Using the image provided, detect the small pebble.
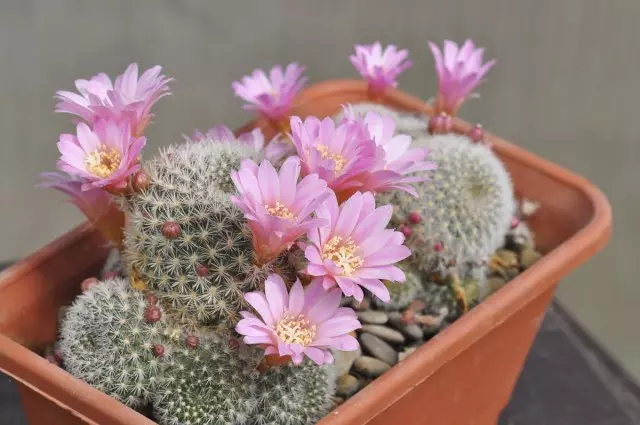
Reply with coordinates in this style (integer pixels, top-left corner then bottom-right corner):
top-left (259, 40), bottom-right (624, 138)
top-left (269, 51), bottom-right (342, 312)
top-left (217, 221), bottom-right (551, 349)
top-left (386, 313), bottom-right (422, 341)
top-left (332, 347), bottom-right (362, 377)
top-left (496, 249), bottom-right (518, 267)
top-left (505, 267), bottom-right (520, 280)
top-left (356, 310), bottom-right (388, 325)
top-left (399, 346), bottom-right (418, 362)
top-left (360, 325), bottom-right (405, 344)
top-left (359, 333), bottom-right (397, 365)
top-left (487, 276), bottom-right (508, 294)
top-left (353, 356), bottom-right (391, 378)
top-left (402, 324), bottom-right (423, 341)
top-left (521, 247), bottom-right (542, 269)
top-left (336, 374), bottom-right (360, 398)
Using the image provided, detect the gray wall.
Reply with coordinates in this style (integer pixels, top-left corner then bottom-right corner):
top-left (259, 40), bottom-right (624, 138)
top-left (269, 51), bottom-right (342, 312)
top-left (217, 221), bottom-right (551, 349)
top-left (1, 1), bottom-right (638, 377)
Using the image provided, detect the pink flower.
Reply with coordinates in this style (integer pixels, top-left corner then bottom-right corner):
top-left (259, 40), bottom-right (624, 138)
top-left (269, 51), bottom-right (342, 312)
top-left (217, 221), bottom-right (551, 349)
top-left (231, 156), bottom-right (331, 264)
top-left (232, 63), bottom-right (307, 120)
top-left (236, 274), bottom-right (361, 365)
top-left (55, 63), bottom-right (172, 136)
top-left (289, 115), bottom-right (377, 201)
top-left (350, 42), bottom-right (412, 92)
top-left (186, 125), bottom-right (265, 150)
top-left (340, 107), bottom-right (436, 197)
top-left (57, 120), bottom-right (145, 191)
top-left (38, 172), bottom-right (124, 244)
top-left (428, 39), bottom-right (496, 115)
top-left (305, 191), bottom-right (411, 303)
top-left (38, 172), bottom-right (113, 219)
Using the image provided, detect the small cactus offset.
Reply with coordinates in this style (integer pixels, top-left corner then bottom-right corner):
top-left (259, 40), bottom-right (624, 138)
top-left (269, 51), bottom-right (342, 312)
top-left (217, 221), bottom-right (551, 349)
top-left (153, 336), bottom-right (258, 425)
top-left (382, 133), bottom-right (515, 275)
top-left (59, 278), bottom-right (169, 408)
top-left (250, 361), bottom-right (336, 425)
top-left (123, 141), bottom-right (268, 329)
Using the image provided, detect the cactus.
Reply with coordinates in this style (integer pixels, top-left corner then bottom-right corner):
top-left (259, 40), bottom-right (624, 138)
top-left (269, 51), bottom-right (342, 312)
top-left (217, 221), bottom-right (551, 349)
top-left (250, 361), bottom-right (336, 425)
top-left (153, 336), bottom-right (258, 425)
top-left (59, 278), bottom-right (170, 408)
top-left (123, 140), bottom-right (271, 329)
top-left (381, 133), bottom-right (515, 275)
top-left (161, 138), bottom-right (262, 194)
top-left (372, 262), bottom-right (422, 311)
top-left (334, 102), bottom-right (429, 138)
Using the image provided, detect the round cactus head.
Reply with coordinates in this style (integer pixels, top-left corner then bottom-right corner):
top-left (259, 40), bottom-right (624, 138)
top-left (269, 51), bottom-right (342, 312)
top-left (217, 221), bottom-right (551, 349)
top-left (123, 140), bottom-right (271, 329)
top-left (250, 361), bottom-right (336, 425)
top-left (59, 278), bottom-right (168, 408)
top-left (153, 336), bottom-right (259, 425)
top-left (383, 133), bottom-right (515, 274)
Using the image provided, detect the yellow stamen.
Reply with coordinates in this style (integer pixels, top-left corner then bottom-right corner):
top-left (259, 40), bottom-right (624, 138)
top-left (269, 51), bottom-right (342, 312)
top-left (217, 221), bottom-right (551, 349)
top-left (265, 202), bottom-right (295, 221)
top-left (321, 236), bottom-right (364, 276)
top-left (85, 145), bottom-right (122, 178)
top-left (276, 314), bottom-right (316, 346)
top-left (314, 144), bottom-right (346, 172)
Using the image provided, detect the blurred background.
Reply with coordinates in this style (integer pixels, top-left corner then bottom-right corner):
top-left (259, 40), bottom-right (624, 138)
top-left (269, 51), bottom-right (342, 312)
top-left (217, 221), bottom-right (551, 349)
top-left (0, 0), bottom-right (637, 381)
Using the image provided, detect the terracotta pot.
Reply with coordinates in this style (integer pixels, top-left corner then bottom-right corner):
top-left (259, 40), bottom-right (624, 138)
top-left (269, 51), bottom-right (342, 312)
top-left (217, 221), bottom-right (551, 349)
top-left (0, 80), bottom-right (612, 425)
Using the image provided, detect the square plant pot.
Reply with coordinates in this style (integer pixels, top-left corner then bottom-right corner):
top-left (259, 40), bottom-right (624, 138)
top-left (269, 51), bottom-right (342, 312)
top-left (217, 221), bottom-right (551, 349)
top-left (0, 80), bottom-right (612, 425)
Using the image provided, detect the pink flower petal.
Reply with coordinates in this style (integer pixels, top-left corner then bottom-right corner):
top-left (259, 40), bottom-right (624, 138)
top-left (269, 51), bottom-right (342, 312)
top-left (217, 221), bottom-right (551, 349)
top-left (244, 292), bottom-right (275, 327)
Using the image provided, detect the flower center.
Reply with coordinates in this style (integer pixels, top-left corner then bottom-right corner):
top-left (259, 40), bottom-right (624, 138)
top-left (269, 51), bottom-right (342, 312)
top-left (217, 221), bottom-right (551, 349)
top-left (275, 314), bottom-right (316, 346)
top-left (84, 145), bottom-right (122, 178)
top-left (314, 144), bottom-right (346, 172)
top-left (265, 202), bottom-right (295, 221)
top-left (321, 236), bottom-right (364, 276)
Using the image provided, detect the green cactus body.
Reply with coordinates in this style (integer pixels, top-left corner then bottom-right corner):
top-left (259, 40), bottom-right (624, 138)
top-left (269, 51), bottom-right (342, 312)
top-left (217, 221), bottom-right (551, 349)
top-left (123, 140), bottom-right (267, 329)
top-left (383, 134), bottom-right (515, 274)
top-left (372, 263), bottom-right (422, 311)
top-left (250, 361), bottom-right (336, 425)
top-left (59, 278), bottom-right (168, 408)
top-left (153, 337), bottom-right (258, 425)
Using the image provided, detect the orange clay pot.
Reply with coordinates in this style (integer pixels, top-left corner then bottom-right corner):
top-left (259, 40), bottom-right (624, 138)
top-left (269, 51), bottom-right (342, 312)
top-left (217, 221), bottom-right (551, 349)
top-left (0, 80), bottom-right (612, 425)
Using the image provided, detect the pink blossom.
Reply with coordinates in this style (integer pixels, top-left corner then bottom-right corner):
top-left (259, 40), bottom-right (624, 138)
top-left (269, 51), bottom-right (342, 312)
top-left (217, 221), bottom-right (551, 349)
top-left (289, 115), bottom-right (377, 201)
top-left (55, 63), bottom-right (172, 136)
top-left (38, 172), bottom-right (114, 220)
top-left (232, 63), bottom-right (307, 120)
top-left (186, 125), bottom-right (265, 149)
top-left (38, 172), bottom-right (124, 244)
top-left (340, 107), bottom-right (436, 197)
top-left (350, 42), bottom-right (412, 92)
top-left (56, 120), bottom-right (145, 191)
top-left (428, 39), bottom-right (496, 115)
top-left (236, 274), bottom-right (361, 365)
top-left (305, 191), bottom-right (411, 302)
top-left (231, 156), bottom-right (331, 264)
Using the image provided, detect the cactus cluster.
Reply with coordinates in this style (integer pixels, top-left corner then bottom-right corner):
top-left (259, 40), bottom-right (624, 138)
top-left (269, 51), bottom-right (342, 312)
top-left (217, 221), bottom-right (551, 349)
top-left (381, 133), bottom-right (515, 275)
top-left (59, 278), bottom-right (170, 408)
top-left (123, 141), bottom-right (266, 329)
top-left (51, 43), bottom-right (523, 424)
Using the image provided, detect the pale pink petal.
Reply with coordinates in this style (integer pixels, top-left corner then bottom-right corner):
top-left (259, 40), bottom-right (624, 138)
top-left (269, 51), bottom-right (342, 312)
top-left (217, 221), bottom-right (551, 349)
top-left (244, 292), bottom-right (275, 327)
